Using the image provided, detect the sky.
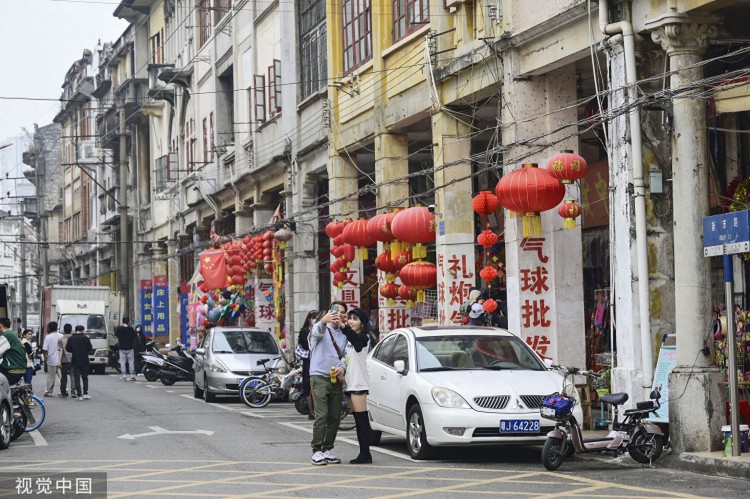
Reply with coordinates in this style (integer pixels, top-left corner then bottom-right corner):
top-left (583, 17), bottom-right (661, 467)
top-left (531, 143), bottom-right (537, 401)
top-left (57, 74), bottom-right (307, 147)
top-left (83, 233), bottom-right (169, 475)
top-left (0, 0), bottom-right (128, 141)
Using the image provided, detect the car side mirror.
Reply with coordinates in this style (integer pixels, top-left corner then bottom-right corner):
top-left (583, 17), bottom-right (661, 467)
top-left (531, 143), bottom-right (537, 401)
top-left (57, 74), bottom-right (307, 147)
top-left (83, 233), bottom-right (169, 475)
top-left (394, 359), bottom-right (406, 374)
top-left (195, 348), bottom-right (205, 356)
top-left (543, 358), bottom-right (553, 369)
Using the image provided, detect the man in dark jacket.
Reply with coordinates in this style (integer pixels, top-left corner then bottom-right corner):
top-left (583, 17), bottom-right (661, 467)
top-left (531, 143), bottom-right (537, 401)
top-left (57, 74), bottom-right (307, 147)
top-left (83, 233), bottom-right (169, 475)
top-left (66, 325), bottom-right (92, 400)
top-left (115, 317), bottom-right (137, 381)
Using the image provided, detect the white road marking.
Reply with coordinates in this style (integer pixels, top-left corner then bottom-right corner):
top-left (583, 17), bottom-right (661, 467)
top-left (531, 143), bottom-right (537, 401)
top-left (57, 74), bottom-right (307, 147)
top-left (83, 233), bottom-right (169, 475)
top-left (117, 426), bottom-right (214, 440)
top-left (28, 430), bottom-right (48, 446)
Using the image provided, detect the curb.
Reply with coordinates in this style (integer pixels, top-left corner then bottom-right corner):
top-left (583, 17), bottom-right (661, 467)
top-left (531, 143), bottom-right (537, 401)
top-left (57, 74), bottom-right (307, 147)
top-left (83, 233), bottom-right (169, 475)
top-left (663, 452), bottom-right (750, 480)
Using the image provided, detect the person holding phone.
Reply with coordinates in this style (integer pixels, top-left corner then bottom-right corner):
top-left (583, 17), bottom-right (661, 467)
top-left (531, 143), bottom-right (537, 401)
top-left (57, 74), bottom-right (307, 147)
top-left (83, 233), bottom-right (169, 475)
top-left (308, 300), bottom-right (348, 466)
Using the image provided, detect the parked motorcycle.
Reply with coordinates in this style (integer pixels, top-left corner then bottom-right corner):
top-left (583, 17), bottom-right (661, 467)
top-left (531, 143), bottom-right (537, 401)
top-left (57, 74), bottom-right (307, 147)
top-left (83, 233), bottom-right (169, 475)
top-left (141, 341), bottom-right (166, 382)
top-left (158, 342), bottom-right (194, 386)
top-left (541, 366), bottom-right (665, 470)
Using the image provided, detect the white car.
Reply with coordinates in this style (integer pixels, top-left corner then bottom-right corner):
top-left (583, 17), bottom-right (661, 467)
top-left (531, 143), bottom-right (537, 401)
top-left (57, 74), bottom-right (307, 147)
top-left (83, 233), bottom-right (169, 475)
top-left (366, 326), bottom-right (583, 459)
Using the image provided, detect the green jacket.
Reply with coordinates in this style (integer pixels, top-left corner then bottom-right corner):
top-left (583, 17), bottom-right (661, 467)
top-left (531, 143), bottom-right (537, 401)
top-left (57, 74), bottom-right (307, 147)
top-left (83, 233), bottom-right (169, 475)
top-left (0, 330), bottom-right (28, 372)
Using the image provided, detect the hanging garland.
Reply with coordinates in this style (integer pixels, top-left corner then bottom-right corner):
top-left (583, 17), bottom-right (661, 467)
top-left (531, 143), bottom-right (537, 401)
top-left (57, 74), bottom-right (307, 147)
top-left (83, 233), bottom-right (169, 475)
top-left (726, 175), bottom-right (750, 260)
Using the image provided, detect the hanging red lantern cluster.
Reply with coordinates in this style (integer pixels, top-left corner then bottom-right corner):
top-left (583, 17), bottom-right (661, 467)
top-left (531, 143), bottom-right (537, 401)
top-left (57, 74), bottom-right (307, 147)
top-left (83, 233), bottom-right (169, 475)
top-left (399, 261), bottom-right (437, 303)
top-left (390, 206), bottom-right (436, 259)
top-left (342, 218), bottom-right (376, 260)
top-left (495, 163), bottom-right (565, 238)
top-left (328, 219), bottom-right (356, 288)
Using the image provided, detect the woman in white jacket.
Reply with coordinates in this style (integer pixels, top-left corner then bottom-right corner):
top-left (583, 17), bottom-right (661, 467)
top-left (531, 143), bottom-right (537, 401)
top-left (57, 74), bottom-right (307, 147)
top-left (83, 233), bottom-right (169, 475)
top-left (343, 308), bottom-right (378, 464)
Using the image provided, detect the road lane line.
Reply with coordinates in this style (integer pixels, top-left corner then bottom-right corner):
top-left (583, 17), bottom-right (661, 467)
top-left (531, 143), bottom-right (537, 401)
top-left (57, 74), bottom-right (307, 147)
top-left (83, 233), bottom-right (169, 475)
top-left (28, 430), bottom-right (48, 447)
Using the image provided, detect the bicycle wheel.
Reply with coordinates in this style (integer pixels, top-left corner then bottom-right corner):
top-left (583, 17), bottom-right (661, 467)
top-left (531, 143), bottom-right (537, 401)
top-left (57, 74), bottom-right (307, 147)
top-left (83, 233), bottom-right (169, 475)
top-left (339, 400), bottom-right (355, 431)
top-left (25, 395), bottom-right (45, 432)
top-left (239, 378), bottom-right (272, 408)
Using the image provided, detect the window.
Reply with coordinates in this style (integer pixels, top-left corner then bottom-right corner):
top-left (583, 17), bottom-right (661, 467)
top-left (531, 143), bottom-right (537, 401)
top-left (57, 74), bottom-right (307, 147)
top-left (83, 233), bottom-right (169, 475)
top-left (372, 333), bottom-right (397, 366)
top-left (209, 112), bottom-right (215, 160)
top-left (214, 0), bottom-right (231, 24)
top-left (393, 0), bottom-right (429, 42)
top-left (299, 0), bottom-right (327, 100)
top-left (186, 118), bottom-right (196, 172)
top-left (155, 155), bottom-right (168, 192)
top-left (202, 117), bottom-right (208, 164)
top-left (198, 0), bottom-right (211, 47)
top-left (268, 60), bottom-right (281, 116)
top-left (150, 29), bottom-right (164, 64)
top-left (254, 74), bottom-right (266, 123)
top-left (342, 0), bottom-right (372, 73)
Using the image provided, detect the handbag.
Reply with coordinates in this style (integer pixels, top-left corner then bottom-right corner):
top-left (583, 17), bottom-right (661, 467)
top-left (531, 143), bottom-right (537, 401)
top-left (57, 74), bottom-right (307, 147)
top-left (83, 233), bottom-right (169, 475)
top-left (294, 344), bottom-right (309, 359)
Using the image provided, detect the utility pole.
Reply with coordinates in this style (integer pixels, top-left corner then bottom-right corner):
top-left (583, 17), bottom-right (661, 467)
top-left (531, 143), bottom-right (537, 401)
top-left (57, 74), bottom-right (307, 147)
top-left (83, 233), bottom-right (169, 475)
top-left (19, 201), bottom-right (26, 329)
top-left (118, 106), bottom-right (131, 318)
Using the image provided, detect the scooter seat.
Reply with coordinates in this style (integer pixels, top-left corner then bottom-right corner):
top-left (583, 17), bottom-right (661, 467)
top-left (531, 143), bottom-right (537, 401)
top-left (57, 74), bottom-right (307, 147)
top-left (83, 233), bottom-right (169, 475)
top-left (599, 392), bottom-right (629, 406)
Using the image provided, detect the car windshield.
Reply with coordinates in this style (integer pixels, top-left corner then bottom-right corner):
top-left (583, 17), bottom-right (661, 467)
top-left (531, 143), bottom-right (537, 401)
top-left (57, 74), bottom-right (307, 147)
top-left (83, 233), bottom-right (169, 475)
top-left (415, 334), bottom-right (545, 371)
top-left (61, 315), bottom-right (107, 338)
top-left (212, 330), bottom-right (278, 354)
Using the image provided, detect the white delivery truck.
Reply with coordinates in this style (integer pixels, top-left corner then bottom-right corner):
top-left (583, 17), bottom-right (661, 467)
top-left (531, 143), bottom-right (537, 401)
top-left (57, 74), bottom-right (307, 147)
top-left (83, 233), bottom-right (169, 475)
top-left (42, 286), bottom-right (114, 374)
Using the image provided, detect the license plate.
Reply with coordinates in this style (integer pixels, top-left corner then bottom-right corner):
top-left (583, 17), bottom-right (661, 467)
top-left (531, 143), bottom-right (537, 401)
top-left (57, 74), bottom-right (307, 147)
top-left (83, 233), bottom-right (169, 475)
top-left (541, 407), bottom-right (556, 417)
top-left (499, 419), bottom-right (540, 433)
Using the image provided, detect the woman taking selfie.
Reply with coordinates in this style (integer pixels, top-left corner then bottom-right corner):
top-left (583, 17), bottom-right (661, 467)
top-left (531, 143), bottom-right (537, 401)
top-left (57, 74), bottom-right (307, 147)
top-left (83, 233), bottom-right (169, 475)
top-left (343, 308), bottom-right (378, 464)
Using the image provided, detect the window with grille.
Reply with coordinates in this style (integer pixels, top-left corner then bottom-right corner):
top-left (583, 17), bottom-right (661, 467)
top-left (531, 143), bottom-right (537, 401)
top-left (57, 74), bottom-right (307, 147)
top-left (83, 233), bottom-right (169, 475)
top-left (198, 0), bottom-right (211, 47)
top-left (299, 0), bottom-right (327, 100)
top-left (155, 155), bottom-right (169, 192)
top-left (393, 0), bottom-right (429, 42)
top-left (214, 0), bottom-right (232, 24)
top-left (342, 0), bottom-right (372, 74)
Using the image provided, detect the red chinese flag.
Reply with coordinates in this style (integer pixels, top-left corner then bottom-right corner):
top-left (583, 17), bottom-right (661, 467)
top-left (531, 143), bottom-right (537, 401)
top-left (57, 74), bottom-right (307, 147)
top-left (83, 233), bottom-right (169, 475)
top-left (199, 249), bottom-right (228, 290)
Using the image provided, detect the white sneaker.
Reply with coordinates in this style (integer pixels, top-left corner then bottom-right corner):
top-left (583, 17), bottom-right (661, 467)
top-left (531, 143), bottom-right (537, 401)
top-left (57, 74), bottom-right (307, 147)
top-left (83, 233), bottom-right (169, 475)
top-left (323, 449), bottom-right (341, 464)
top-left (311, 451), bottom-right (327, 466)
top-left (83, 394), bottom-right (91, 400)
top-left (76, 396), bottom-right (83, 401)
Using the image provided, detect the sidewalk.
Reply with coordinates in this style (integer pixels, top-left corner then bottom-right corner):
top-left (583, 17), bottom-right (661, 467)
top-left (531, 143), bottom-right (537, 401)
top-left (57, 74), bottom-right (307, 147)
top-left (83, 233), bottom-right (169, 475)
top-left (665, 450), bottom-right (750, 480)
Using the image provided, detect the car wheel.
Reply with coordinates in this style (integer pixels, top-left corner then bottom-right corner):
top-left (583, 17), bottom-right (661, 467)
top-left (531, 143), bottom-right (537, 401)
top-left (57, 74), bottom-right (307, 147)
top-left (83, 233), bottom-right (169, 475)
top-left (406, 404), bottom-right (435, 460)
top-left (193, 379), bottom-right (204, 399)
top-left (0, 402), bottom-right (11, 450)
top-left (204, 376), bottom-right (217, 403)
top-left (369, 429), bottom-right (382, 446)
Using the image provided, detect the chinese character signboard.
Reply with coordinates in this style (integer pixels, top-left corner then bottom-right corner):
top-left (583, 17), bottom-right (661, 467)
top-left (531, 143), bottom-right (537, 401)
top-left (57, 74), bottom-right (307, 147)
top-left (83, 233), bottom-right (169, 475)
top-left (377, 271), bottom-right (411, 333)
top-left (139, 280), bottom-right (153, 337)
top-left (333, 260), bottom-right (360, 311)
top-left (255, 279), bottom-right (276, 334)
top-left (152, 276), bottom-right (169, 336)
top-left (518, 237), bottom-right (554, 360)
top-left (180, 292), bottom-right (189, 345)
top-left (437, 250), bottom-right (474, 325)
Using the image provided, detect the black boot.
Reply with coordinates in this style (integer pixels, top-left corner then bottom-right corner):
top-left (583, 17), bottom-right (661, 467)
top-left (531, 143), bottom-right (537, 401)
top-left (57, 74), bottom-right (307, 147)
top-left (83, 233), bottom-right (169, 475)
top-left (349, 412), bottom-right (372, 464)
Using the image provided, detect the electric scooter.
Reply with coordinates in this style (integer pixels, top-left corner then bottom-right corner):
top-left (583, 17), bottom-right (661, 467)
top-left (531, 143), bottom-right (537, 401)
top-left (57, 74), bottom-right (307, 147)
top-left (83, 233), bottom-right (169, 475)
top-left (140, 341), bottom-right (166, 382)
top-left (541, 366), bottom-right (665, 470)
top-left (158, 342), bottom-right (194, 386)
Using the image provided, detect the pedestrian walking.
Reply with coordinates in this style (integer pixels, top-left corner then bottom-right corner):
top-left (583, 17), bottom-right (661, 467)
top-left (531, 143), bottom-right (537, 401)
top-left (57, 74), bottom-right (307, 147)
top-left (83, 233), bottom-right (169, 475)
top-left (134, 324), bottom-right (147, 376)
top-left (295, 310), bottom-right (318, 420)
top-left (115, 317), bottom-right (137, 381)
top-left (0, 318), bottom-right (27, 385)
top-left (20, 329), bottom-right (35, 384)
top-left (308, 301), bottom-right (348, 466)
top-left (66, 325), bottom-right (92, 400)
top-left (342, 308), bottom-right (378, 464)
top-left (58, 324), bottom-right (74, 397)
top-left (42, 322), bottom-right (63, 396)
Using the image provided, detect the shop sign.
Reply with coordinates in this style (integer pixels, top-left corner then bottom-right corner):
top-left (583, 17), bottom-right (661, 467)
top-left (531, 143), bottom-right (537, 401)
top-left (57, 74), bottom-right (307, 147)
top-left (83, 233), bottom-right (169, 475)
top-left (519, 237), bottom-right (553, 360)
top-left (334, 261), bottom-right (360, 311)
top-left (152, 276), bottom-right (169, 336)
top-left (255, 279), bottom-right (275, 334)
top-left (139, 280), bottom-right (153, 337)
top-left (437, 249), bottom-right (474, 325)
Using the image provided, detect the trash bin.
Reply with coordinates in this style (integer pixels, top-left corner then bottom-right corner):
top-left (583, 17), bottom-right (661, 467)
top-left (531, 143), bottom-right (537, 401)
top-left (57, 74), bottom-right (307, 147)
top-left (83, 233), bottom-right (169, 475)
top-left (721, 424), bottom-right (749, 453)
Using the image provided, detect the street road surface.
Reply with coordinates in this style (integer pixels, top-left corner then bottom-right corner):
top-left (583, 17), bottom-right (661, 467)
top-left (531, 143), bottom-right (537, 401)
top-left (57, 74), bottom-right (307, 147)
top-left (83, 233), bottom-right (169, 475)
top-left (3, 372), bottom-right (747, 498)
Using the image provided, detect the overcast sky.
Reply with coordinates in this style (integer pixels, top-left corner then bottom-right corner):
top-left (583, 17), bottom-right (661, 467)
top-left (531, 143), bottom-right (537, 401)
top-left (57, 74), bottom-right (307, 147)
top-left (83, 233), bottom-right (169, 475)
top-left (0, 0), bottom-right (128, 141)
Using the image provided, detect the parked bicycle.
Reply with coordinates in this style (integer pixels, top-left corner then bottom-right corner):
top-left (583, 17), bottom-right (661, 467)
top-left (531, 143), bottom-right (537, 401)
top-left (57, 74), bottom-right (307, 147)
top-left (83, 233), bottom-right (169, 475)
top-left (10, 383), bottom-right (45, 440)
top-left (239, 357), bottom-right (298, 409)
top-left (540, 366), bottom-right (664, 470)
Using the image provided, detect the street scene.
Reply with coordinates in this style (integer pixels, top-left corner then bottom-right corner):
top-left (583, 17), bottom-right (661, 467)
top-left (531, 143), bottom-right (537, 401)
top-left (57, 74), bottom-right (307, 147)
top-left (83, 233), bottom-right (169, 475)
top-left (2, 0), bottom-right (750, 497)
top-left (4, 373), bottom-right (750, 498)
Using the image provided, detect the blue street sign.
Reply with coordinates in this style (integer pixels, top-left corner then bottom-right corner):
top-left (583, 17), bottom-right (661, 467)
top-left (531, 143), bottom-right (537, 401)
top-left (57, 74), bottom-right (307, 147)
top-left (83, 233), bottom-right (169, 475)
top-left (703, 210), bottom-right (750, 257)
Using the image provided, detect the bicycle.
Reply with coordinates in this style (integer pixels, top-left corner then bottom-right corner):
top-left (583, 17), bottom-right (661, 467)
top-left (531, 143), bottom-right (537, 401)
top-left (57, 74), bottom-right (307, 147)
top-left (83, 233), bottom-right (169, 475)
top-left (10, 383), bottom-right (45, 440)
top-left (239, 357), bottom-right (295, 409)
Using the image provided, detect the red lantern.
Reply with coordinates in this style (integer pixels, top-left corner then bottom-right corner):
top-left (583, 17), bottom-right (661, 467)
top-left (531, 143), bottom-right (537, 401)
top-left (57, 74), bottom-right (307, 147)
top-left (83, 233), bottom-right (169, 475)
top-left (339, 244), bottom-right (355, 264)
top-left (325, 220), bottom-right (344, 238)
top-left (232, 275), bottom-right (246, 285)
top-left (495, 163), bottom-right (564, 237)
top-left (399, 261), bottom-right (437, 303)
top-left (483, 298), bottom-right (498, 314)
top-left (367, 214), bottom-right (394, 244)
top-left (343, 219), bottom-right (376, 260)
top-left (393, 250), bottom-right (412, 270)
top-left (558, 200), bottom-right (582, 230)
top-left (477, 230), bottom-right (498, 249)
top-left (390, 207), bottom-right (436, 259)
top-left (274, 227), bottom-right (293, 249)
top-left (333, 234), bottom-right (346, 246)
top-left (480, 266), bottom-right (499, 283)
top-left (472, 191), bottom-right (500, 216)
top-left (333, 271), bottom-right (347, 288)
top-left (375, 252), bottom-right (398, 274)
top-left (546, 150), bottom-right (588, 184)
top-left (379, 282), bottom-right (400, 306)
top-left (398, 284), bottom-right (417, 307)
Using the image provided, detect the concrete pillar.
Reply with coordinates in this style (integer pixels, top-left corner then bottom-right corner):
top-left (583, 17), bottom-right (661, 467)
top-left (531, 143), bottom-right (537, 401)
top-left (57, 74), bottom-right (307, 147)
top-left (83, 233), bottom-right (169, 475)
top-left (328, 147), bottom-right (360, 307)
top-left (501, 62), bottom-right (585, 368)
top-left (432, 111), bottom-right (475, 325)
top-left (167, 238), bottom-right (180, 347)
top-left (375, 133), bottom-right (410, 330)
top-left (651, 18), bottom-right (722, 453)
top-left (235, 208), bottom-right (254, 233)
top-left (289, 170), bottom-right (320, 346)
